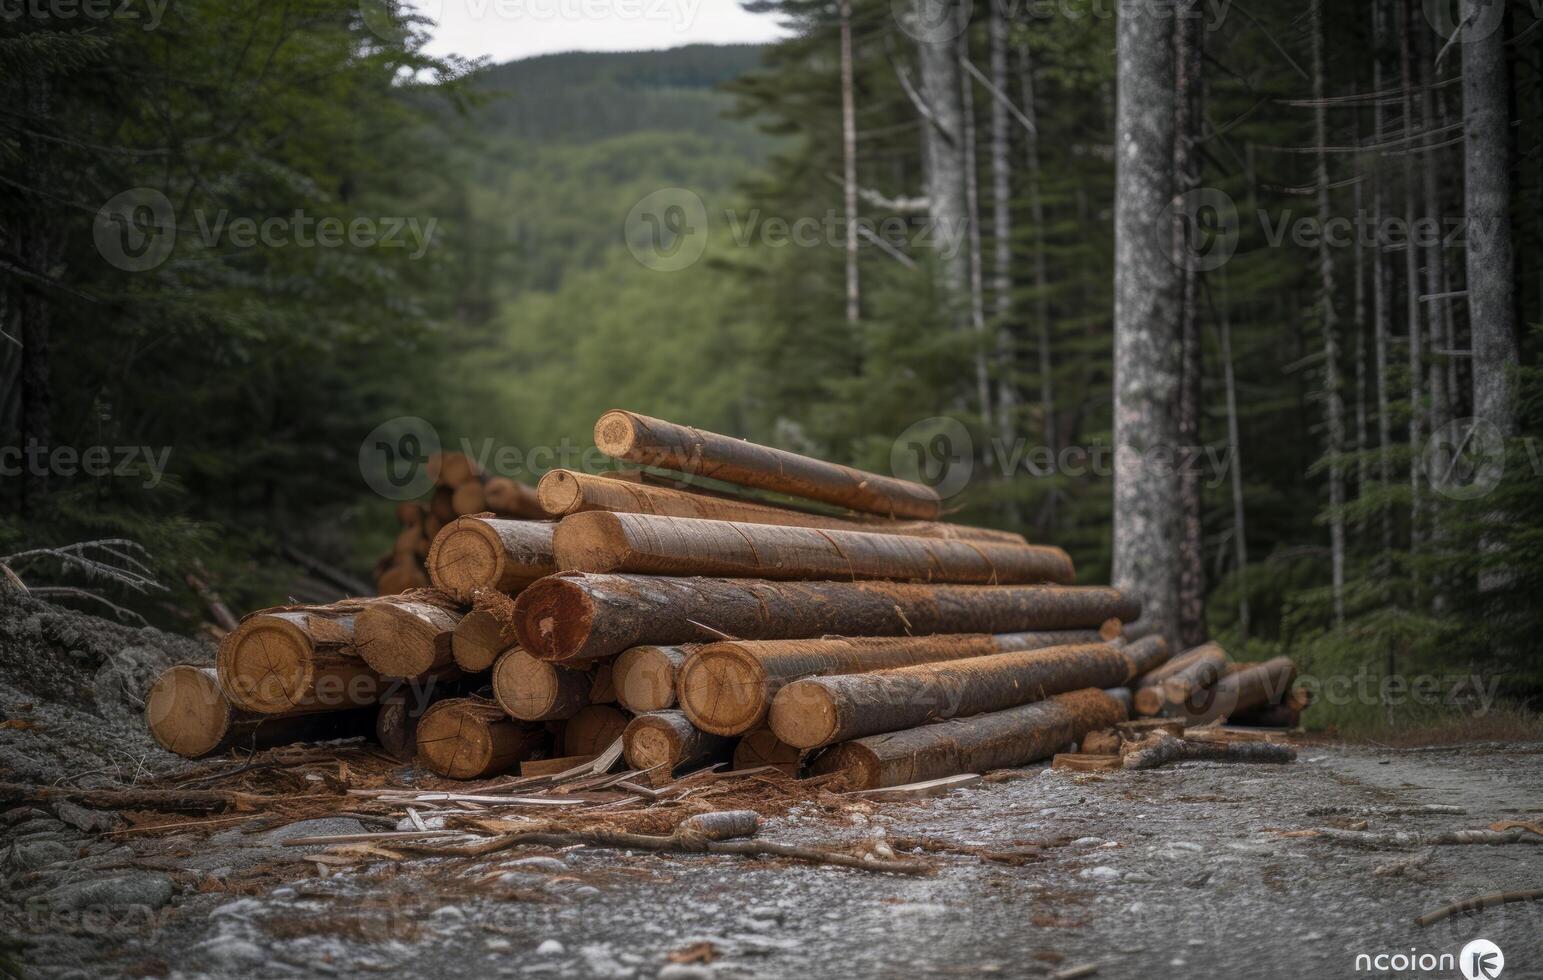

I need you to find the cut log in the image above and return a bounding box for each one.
[622,710,733,773]
[613,645,697,713]
[769,642,1136,749]
[451,481,486,516]
[677,632,1086,737]
[1123,731,1296,769]
[512,572,1141,663]
[492,648,591,721]
[216,602,378,714]
[1118,634,1171,677]
[428,451,479,488]
[553,511,1074,585]
[1080,730,1124,755]
[812,688,1130,789]
[485,477,544,519]
[147,666,373,758]
[733,727,802,773]
[415,698,544,779]
[562,704,630,757]
[354,593,464,680]
[374,679,471,762]
[1133,642,1227,716]
[1183,657,1299,725]
[430,485,457,524]
[397,501,425,527]
[451,589,520,672]
[594,410,943,520]
[426,517,556,603]
[376,560,429,597]
[1052,753,1123,772]
[538,468,1026,544]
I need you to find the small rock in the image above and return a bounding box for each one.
[1071,836,1104,847]
[535,940,565,955]
[40,873,173,911]
[1077,866,1120,880]
[431,905,466,921]
[53,802,119,834]
[198,935,267,971]
[485,938,513,952]
[9,839,73,870]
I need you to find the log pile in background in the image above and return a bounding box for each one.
[145,410,1308,795]
[373,452,543,596]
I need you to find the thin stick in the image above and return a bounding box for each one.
[1415,889,1543,927]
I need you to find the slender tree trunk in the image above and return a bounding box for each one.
[18,73,51,515]
[1399,0,1425,588]
[1372,0,1395,562]
[1462,0,1519,439]
[959,13,994,437]
[1173,0,1206,647]
[1311,0,1345,628]
[1354,178,1370,524]
[1113,0,1181,649]
[840,0,860,326]
[989,0,1016,450]
[1019,42,1057,529]
[1415,19,1451,485]
[1216,267,1249,643]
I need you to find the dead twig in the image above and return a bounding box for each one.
[1415,889,1543,927]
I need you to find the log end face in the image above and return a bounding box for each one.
[416,701,492,779]
[492,649,559,721]
[614,646,675,713]
[536,469,584,517]
[767,679,839,750]
[677,647,766,736]
[220,619,311,713]
[147,666,231,758]
[452,608,511,673]
[512,577,595,662]
[553,511,630,574]
[594,410,642,458]
[354,605,436,679]
[429,520,505,603]
[1132,686,1166,717]
[810,742,879,789]
[622,719,677,771]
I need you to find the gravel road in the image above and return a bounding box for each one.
[6,739,1542,979]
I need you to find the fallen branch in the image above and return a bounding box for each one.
[0,782,262,813]
[1123,732,1296,770]
[1416,889,1543,927]
[1294,827,1543,849]
[1306,804,1467,817]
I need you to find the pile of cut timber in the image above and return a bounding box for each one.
[145,411,1306,793]
[373,451,542,595]
[1127,637,1308,727]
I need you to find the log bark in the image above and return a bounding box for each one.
[1132,642,1227,716]
[451,481,486,516]
[492,648,591,721]
[1118,634,1172,677]
[354,592,464,680]
[538,469,1025,544]
[622,710,733,773]
[1123,731,1295,769]
[812,688,1129,789]
[426,517,556,603]
[593,410,942,520]
[1183,656,1298,724]
[216,602,378,714]
[415,698,544,779]
[428,451,479,488]
[554,511,1073,585]
[613,644,697,713]
[771,642,1141,749]
[562,704,630,757]
[513,572,1141,663]
[733,727,802,773]
[451,589,520,672]
[147,665,373,759]
[678,631,1104,736]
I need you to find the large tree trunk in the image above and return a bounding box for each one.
[840,0,860,325]
[1462,0,1519,439]
[1113,0,1181,648]
[1173,0,1207,647]
[913,0,970,328]
[1310,0,1346,628]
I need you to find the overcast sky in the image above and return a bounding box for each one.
[405,0,789,63]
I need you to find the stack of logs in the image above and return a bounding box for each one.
[374,452,544,595]
[145,410,1307,790]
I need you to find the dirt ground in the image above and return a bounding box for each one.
[3,596,1542,979]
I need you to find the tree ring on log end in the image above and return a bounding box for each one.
[147,666,232,758]
[677,646,769,735]
[767,679,841,749]
[624,721,678,771]
[218,618,313,713]
[512,577,595,661]
[536,469,584,516]
[416,702,493,779]
[431,521,506,602]
[810,742,879,789]
[593,410,642,458]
